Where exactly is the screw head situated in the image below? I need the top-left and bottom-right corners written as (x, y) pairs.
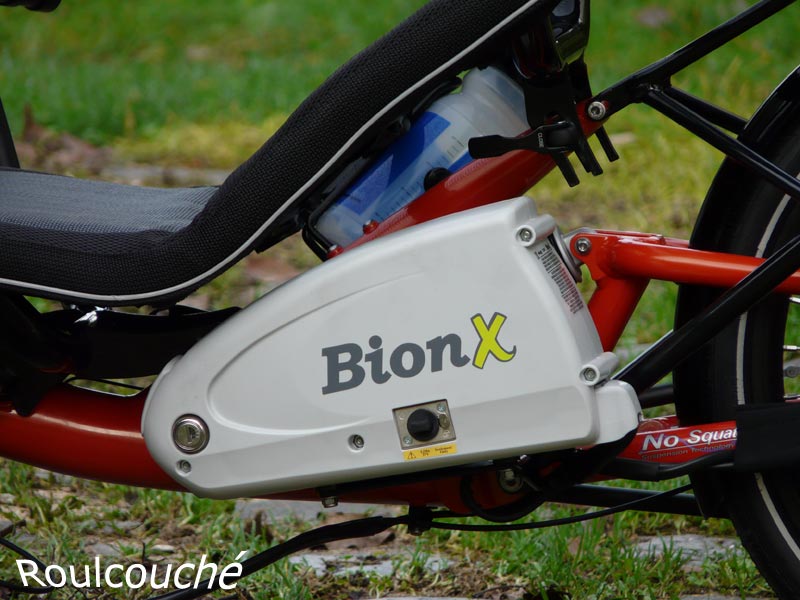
top-left (518, 227), bottom-right (534, 244)
top-left (575, 237), bottom-right (592, 256)
top-left (581, 367), bottom-right (598, 382)
top-left (177, 460), bottom-right (192, 474)
top-left (321, 496), bottom-right (338, 508)
top-left (172, 415), bottom-right (210, 454)
top-left (436, 403), bottom-right (447, 414)
top-left (587, 101), bottom-right (607, 121)
top-left (350, 434), bottom-right (365, 450)
top-left (403, 436), bottom-right (413, 446)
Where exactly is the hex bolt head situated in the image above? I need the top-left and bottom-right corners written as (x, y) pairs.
top-left (587, 101), bottom-right (607, 121)
top-left (350, 434), bottom-right (365, 450)
top-left (172, 415), bottom-right (210, 454)
top-left (581, 367), bottom-right (598, 382)
top-left (178, 460), bottom-right (192, 474)
top-left (518, 227), bottom-right (534, 244)
top-left (575, 237), bottom-right (592, 256)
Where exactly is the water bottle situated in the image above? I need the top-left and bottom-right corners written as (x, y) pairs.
top-left (315, 66), bottom-right (530, 247)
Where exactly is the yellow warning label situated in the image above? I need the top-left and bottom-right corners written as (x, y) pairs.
top-left (403, 443), bottom-right (457, 461)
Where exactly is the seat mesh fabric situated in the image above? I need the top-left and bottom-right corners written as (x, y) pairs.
top-left (0, 169), bottom-right (213, 241)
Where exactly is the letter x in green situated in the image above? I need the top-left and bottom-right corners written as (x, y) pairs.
top-left (471, 312), bottom-right (516, 369)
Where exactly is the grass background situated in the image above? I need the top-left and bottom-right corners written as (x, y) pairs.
top-left (0, 0), bottom-right (799, 598)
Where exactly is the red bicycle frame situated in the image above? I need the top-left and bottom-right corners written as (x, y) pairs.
top-left (0, 99), bottom-right (795, 514)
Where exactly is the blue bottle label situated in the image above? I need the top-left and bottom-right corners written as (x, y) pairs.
top-left (337, 111), bottom-right (452, 216)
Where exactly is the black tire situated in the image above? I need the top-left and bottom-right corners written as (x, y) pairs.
top-left (674, 70), bottom-right (800, 599)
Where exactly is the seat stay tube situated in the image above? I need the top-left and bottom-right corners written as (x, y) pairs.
top-left (593, 0), bottom-right (796, 120)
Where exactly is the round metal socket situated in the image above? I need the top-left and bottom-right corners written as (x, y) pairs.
top-left (172, 415), bottom-right (210, 454)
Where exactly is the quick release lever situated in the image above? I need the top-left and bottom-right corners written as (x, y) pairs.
top-left (470, 120), bottom-right (586, 186)
top-left (469, 65), bottom-right (618, 187)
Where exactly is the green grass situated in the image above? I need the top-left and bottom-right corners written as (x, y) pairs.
top-left (0, 0), bottom-right (429, 145)
top-left (0, 457), bottom-right (770, 599)
top-left (1, 1), bottom-right (799, 598)
top-left (1, 0), bottom-right (796, 143)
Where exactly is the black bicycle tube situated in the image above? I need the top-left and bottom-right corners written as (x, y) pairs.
top-left (547, 484), bottom-right (702, 517)
top-left (0, 97), bottom-right (19, 168)
top-left (615, 231), bottom-right (800, 393)
top-left (594, 0), bottom-right (796, 116)
top-left (662, 87), bottom-right (747, 134)
top-left (644, 88), bottom-right (800, 201)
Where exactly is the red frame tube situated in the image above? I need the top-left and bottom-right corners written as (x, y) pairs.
top-left (0, 387), bottom-right (177, 489)
top-left (573, 231), bottom-right (800, 350)
top-left (2, 104), bottom-right (791, 511)
top-left (620, 417), bottom-right (737, 464)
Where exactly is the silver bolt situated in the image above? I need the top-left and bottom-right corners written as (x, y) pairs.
top-left (575, 237), bottom-right (592, 256)
top-left (518, 227), bottom-right (534, 244)
top-left (321, 496), bottom-right (338, 508)
top-left (403, 436), bottom-right (413, 446)
top-left (350, 434), bottom-right (365, 449)
top-left (497, 469), bottom-right (524, 494)
top-left (436, 403), bottom-right (447, 414)
top-left (178, 460), bottom-right (192, 474)
top-left (587, 101), bottom-right (607, 121)
top-left (582, 367), bottom-right (598, 382)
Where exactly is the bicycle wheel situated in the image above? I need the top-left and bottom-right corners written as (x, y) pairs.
top-left (674, 71), bottom-right (800, 599)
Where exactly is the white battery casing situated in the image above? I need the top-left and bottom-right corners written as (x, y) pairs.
top-left (142, 197), bottom-right (640, 498)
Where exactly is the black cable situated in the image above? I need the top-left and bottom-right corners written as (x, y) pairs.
top-left (0, 481), bottom-right (693, 598)
top-left (0, 536), bottom-right (54, 595)
top-left (428, 483), bottom-right (693, 532)
top-left (148, 482), bottom-right (691, 598)
top-left (149, 515), bottom-right (413, 600)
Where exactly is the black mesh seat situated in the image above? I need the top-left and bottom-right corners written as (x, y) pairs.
top-left (0, 0), bottom-right (549, 306)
